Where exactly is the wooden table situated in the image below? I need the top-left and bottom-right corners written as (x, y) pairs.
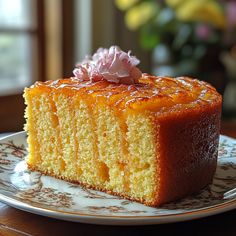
top-left (1, 122), bottom-right (236, 236)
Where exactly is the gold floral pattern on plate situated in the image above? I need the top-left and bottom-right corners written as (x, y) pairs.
top-left (0, 132), bottom-right (236, 225)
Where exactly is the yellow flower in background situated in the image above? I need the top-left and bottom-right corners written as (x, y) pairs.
top-left (125, 2), bottom-right (157, 30)
top-left (115, 0), bottom-right (140, 11)
top-left (165, 0), bottom-right (187, 8)
top-left (168, 0), bottom-right (226, 29)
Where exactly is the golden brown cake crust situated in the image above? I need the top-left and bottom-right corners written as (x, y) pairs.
top-left (154, 101), bottom-right (221, 205)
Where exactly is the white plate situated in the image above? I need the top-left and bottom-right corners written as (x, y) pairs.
top-left (0, 132), bottom-right (236, 225)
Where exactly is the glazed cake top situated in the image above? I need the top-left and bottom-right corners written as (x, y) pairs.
top-left (32, 74), bottom-right (221, 113)
top-left (30, 45), bottom-right (221, 113)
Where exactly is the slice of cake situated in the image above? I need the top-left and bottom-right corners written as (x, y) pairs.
top-left (24, 46), bottom-right (222, 206)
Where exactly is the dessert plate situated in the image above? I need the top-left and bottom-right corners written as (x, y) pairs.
top-left (0, 132), bottom-right (236, 225)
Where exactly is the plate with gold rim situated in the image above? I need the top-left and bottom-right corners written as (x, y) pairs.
top-left (0, 131), bottom-right (236, 225)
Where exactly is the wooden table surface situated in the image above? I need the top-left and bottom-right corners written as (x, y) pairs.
top-left (1, 122), bottom-right (236, 236)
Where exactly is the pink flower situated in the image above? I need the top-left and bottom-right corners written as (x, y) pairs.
top-left (195, 24), bottom-right (212, 40)
top-left (73, 46), bottom-right (142, 84)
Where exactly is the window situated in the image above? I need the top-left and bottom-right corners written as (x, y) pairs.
top-left (0, 0), bottom-right (45, 132)
top-left (0, 0), bottom-right (40, 95)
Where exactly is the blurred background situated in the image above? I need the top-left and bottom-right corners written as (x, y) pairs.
top-left (0, 0), bottom-right (236, 133)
